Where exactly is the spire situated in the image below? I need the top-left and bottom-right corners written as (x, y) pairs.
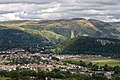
top-left (71, 30), bottom-right (75, 38)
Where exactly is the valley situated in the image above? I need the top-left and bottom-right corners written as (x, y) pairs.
top-left (0, 18), bottom-right (120, 80)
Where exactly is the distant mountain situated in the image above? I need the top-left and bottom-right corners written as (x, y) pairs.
top-left (0, 29), bottom-right (51, 51)
top-left (109, 22), bottom-right (120, 31)
top-left (25, 19), bottom-right (120, 40)
top-left (0, 20), bottom-right (30, 24)
top-left (55, 36), bottom-right (120, 54)
top-left (0, 18), bottom-right (120, 45)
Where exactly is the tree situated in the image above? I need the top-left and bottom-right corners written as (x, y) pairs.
top-left (103, 64), bottom-right (112, 71)
top-left (113, 66), bottom-right (120, 74)
top-left (79, 60), bottom-right (87, 67)
top-left (51, 56), bottom-right (59, 61)
top-left (91, 64), bottom-right (99, 71)
top-left (87, 62), bottom-right (93, 68)
top-left (0, 70), bottom-right (8, 77)
top-left (92, 73), bottom-right (108, 80)
top-left (112, 75), bottom-right (120, 80)
top-left (9, 70), bottom-right (20, 80)
top-left (37, 71), bottom-right (46, 80)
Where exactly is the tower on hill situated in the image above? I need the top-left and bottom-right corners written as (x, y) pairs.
top-left (71, 30), bottom-right (75, 38)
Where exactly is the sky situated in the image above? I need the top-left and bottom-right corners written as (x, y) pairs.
top-left (0, 0), bottom-right (120, 22)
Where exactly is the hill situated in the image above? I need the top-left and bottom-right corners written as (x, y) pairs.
top-left (20, 19), bottom-right (120, 39)
top-left (55, 36), bottom-right (120, 54)
top-left (0, 18), bottom-right (120, 47)
top-left (0, 18), bottom-right (120, 51)
top-left (0, 29), bottom-right (51, 51)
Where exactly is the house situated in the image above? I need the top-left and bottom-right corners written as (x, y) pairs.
top-left (105, 72), bottom-right (114, 79)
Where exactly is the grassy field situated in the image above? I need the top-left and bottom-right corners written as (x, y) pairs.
top-left (64, 57), bottom-right (120, 67)
top-left (90, 59), bottom-right (120, 67)
top-left (0, 77), bottom-right (11, 80)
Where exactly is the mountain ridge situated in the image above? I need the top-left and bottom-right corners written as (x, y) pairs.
top-left (0, 18), bottom-right (120, 47)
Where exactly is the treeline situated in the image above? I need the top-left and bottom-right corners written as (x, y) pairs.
top-left (0, 69), bottom-right (92, 80)
top-left (0, 68), bottom-right (120, 80)
top-left (65, 60), bottom-right (120, 73)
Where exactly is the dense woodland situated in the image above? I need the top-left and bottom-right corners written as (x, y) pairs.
top-left (0, 29), bottom-right (51, 51)
top-left (55, 36), bottom-right (120, 55)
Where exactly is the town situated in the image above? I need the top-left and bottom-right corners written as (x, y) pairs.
top-left (0, 48), bottom-right (120, 80)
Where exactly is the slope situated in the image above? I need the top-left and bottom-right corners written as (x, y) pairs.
top-left (55, 36), bottom-right (120, 54)
top-left (1, 18), bottom-right (120, 45)
top-left (0, 29), bottom-right (51, 51)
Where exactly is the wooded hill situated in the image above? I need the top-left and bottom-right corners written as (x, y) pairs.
top-left (55, 36), bottom-right (120, 54)
top-left (0, 29), bottom-right (51, 51)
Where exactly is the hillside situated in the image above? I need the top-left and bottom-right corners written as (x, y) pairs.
top-left (110, 22), bottom-right (120, 31)
top-left (0, 29), bottom-right (51, 51)
top-left (19, 19), bottom-right (120, 39)
top-left (0, 26), bottom-right (9, 30)
top-left (20, 19), bottom-right (120, 39)
top-left (55, 36), bottom-right (120, 54)
top-left (0, 18), bottom-right (120, 46)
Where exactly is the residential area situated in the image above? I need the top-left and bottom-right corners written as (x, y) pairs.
top-left (0, 48), bottom-right (120, 80)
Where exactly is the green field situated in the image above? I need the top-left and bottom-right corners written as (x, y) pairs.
top-left (90, 59), bottom-right (120, 67)
top-left (64, 57), bottom-right (120, 67)
top-left (0, 77), bottom-right (11, 80)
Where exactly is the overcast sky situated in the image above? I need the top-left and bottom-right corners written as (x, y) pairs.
top-left (0, 0), bottom-right (120, 22)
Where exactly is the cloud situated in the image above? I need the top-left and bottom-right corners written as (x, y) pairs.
top-left (0, 0), bottom-right (120, 22)
top-left (0, 12), bottom-right (22, 21)
top-left (0, 0), bottom-right (54, 4)
top-left (41, 3), bottom-right (61, 13)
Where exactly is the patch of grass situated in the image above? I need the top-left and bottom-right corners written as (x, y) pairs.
top-left (0, 77), bottom-right (11, 80)
top-left (64, 58), bottom-right (89, 62)
top-left (90, 59), bottom-right (120, 67)
top-left (41, 30), bottom-right (64, 43)
top-left (64, 57), bottom-right (120, 67)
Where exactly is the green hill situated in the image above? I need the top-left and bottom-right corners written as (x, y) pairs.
top-left (1, 18), bottom-right (120, 50)
top-left (0, 29), bottom-right (51, 51)
top-left (55, 36), bottom-right (120, 54)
